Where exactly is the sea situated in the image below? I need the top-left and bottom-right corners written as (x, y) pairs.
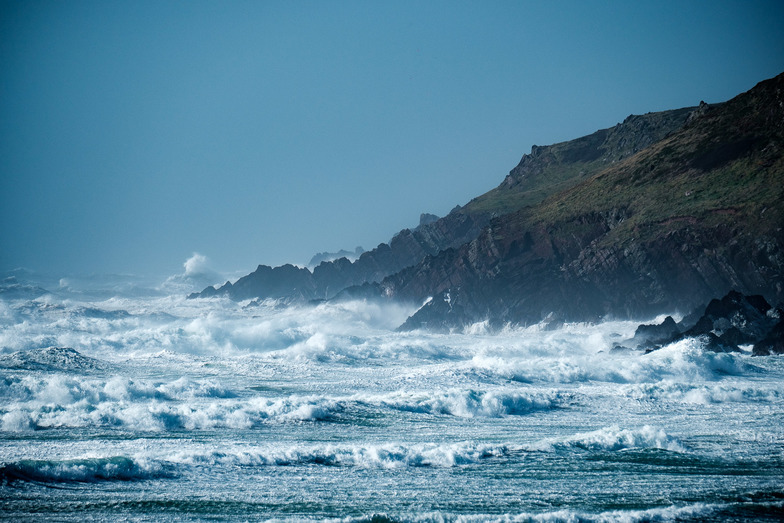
top-left (1, 271), bottom-right (783, 522)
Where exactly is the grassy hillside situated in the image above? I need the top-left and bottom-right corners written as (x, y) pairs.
top-left (462, 107), bottom-right (695, 216)
top-left (523, 75), bottom-right (784, 245)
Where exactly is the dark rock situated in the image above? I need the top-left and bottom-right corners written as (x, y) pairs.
top-left (191, 210), bottom-right (491, 302)
top-left (193, 73), bottom-right (784, 333)
top-left (639, 291), bottom-right (779, 354)
top-left (626, 315), bottom-right (681, 349)
top-left (682, 291), bottom-right (773, 344)
top-left (397, 289), bottom-right (474, 333)
top-left (699, 333), bottom-right (741, 353)
top-left (308, 247), bottom-right (365, 268)
top-left (718, 326), bottom-right (748, 347)
top-left (677, 304), bottom-right (707, 331)
top-left (753, 317), bottom-right (784, 355)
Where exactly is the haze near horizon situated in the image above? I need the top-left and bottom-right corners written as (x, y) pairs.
top-left (2, 0), bottom-right (783, 280)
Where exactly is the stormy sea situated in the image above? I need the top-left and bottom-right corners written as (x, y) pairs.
top-left (1, 272), bottom-right (783, 522)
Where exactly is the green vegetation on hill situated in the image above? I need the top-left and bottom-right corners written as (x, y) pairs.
top-left (522, 76), bottom-right (784, 245)
top-left (462, 107), bottom-right (695, 216)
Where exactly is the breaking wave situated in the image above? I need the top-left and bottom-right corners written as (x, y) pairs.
top-left (0, 456), bottom-right (176, 483)
top-left (0, 377), bottom-right (564, 432)
top-left (367, 388), bottom-right (567, 418)
top-left (529, 425), bottom-right (687, 453)
top-left (161, 441), bottom-right (512, 469)
top-left (331, 503), bottom-right (724, 523)
top-left (469, 337), bottom-right (753, 385)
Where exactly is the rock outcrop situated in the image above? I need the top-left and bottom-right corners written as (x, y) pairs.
top-left (389, 72), bottom-right (784, 330)
top-left (193, 72), bottom-right (784, 334)
top-left (621, 291), bottom-right (783, 355)
top-left (307, 247), bottom-right (365, 268)
top-left (753, 317), bottom-right (784, 355)
top-left (190, 209), bottom-right (492, 301)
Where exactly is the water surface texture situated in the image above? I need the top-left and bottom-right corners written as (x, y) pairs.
top-left (1, 279), bottom-right (783, 521)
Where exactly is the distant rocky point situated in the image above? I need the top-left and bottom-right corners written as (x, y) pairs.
top-left (307, 246), bottom-right (365, 269)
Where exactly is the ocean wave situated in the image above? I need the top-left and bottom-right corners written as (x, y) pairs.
top-left (0, 394), bottom-right (342, 432)
top-left (0, 383), bottom-right (562, 432)
top-left (165, 441), bottom-right (510, 469)
top-left (529, 425), bottom-right (686, 453)
top-left (368, 388), bottom-right (567, 418)
top-left (622, 381), bottom-right (782, 404)
top-left (322, 503), bottom-right (719, 522)
top-left (470, 337), bottom-right (754, 385)
top-left (0, 440), bottom-right (511, 487)
top-left (0, 456), bottom-right (175, 483)
top-left (0, 374), bottom-right (234, 404)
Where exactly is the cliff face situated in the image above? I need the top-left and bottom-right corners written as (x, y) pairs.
top-left (195, 73), bottom-right (783, 325)
top-left (193, 102), bottom-right (697, 304)
top-left (391, 73), bottom-right (784, 330)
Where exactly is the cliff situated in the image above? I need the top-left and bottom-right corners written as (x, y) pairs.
top-left (388, 73), bottom-right (784, 330)
top-left (190, 208), bottom-right (492, 301)
top-left (192, 104), bottom-right (695, 303)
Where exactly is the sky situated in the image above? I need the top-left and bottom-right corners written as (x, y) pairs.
top-left (1, 0), bottom-right (783, 280)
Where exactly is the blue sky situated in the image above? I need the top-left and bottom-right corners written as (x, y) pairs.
top-left (2, 1), bottom-right (783, 279)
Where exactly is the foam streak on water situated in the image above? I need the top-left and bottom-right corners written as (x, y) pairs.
top-left (1, 281), bottom-right (783, 521)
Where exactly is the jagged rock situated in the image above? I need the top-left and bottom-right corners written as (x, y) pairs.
top-left (308, 246), bottom-right (365, 268)
top-left (681, 291), bottom-right (773, 345)
top-left (753, 316), bottom-right (784, 355)
top-left (634, 291), bottom-right (780, 354)
top-left (193, 73), bottom-right (784, 334)
top-left (191, 210), bottom-right (491, 302)
top-left (396, 289), bottom-right (473, 333)
top-left (622, 315), bottom-right (681, 350)
top-left (417, 213), bottom-right (440, 228)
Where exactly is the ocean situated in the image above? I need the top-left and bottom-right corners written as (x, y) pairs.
top-left (1, 274), bottom-right (783, 521)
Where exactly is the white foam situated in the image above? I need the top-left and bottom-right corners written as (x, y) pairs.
top-left (327, 503), bottom-right (718, 523)
top-left (621, 380), bottom-right (782, 405)
top-left (530, 425), bottom-right (686, 453)
top-left (469, 336), bottom-right (752, 385)
top-left (161, 440), bottom-right (510, 469)
top-left (368, 388), bottom-right (566, 418)
top-left (0, 455), bottom-right (174, 483)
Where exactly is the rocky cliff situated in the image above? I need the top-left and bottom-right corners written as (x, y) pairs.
top-left (387, 73), bottom-right (784, 330)
top-left (194, 73), bottom-right (783, 326)
top-left (190, 208), bottom-right (492, 301)
top-left (192, 102), bottom-right (697, 303)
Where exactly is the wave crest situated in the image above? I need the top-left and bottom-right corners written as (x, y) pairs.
top-left (0, 456), bottom-right (175, 483)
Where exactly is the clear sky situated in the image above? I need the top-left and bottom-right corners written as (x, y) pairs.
top-left (2, 0), bottom-right (783, 279)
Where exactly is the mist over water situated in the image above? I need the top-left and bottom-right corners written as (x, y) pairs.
top-left (1, 271), bottom-right (783, 521)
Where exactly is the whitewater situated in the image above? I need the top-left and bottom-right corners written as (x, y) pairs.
top-left (1, 274), bottom-right (783, 521)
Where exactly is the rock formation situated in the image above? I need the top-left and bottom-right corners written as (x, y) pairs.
top-left (388, 73), bottom-right (784, 330)
top-left (193, 72), bottom-right (784, 335)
